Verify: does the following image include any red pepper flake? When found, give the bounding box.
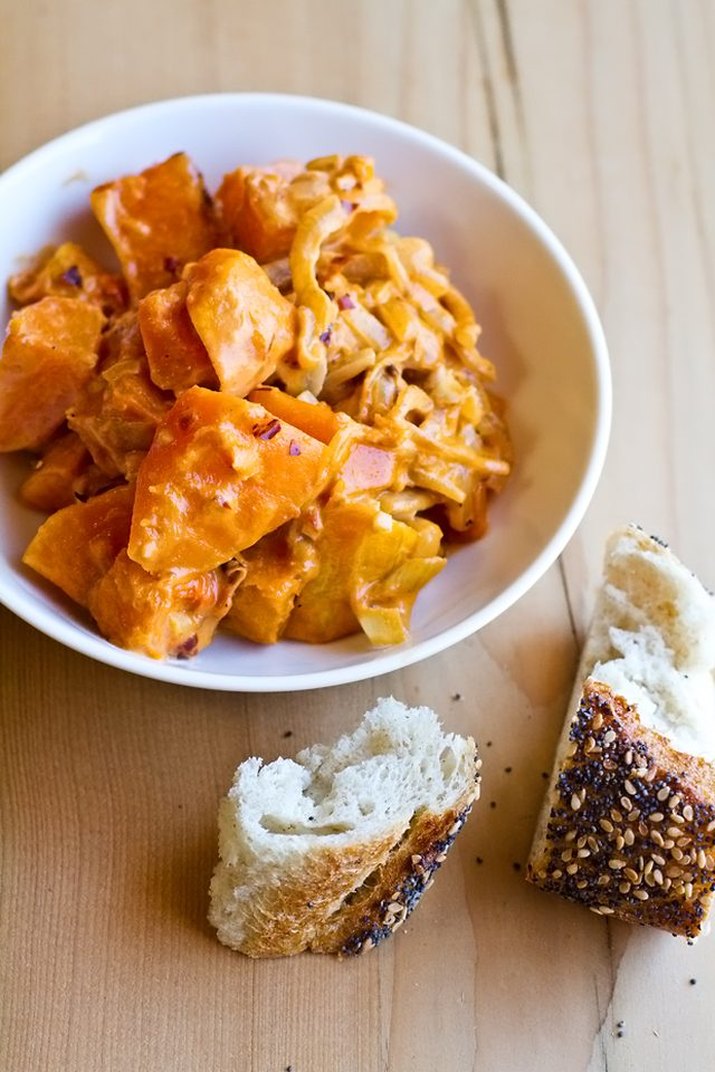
[252,417,282,440]
[337,294,355,310]
[61,265,83,287]
[288,439,301,456]
[319,327,332,344]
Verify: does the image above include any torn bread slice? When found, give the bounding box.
[527,525,715,938]
[208,696,480,957]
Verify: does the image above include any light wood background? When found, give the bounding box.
[2,1,714,1069]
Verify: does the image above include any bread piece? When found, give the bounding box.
[527,525,715,938]
[208,697,480,957]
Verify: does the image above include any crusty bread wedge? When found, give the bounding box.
[209,696,480,957]
[527,525,715,939]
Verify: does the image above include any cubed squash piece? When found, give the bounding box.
[22,484,134,606]
[90,152,218,301]
[88,550,243,659]
[284,501,444,645]
[128,386,328,573]
[20,431,92,513]
[8,241,127,316]
[222,523,318,644]
[184,249,296,396]
[68,312,172,479]
[216,164,304,263]
[0,297,104,452]
[138,280,218,392]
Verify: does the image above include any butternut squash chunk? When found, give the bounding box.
[0,297,104,452]
[284,500,444,645]
[90,152,218,301]
[137,280,217,392]
[68,313,172,478]
[20,430,91,513]
[184,249,296,397]
[128,386,328,573]
[222,524,318,644]
[22,484,134,606]
[8,241,127,316]
[88,551,243,659]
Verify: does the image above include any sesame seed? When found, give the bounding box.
[663,838,675,850]
[620,796,631,811]
[590,906,604,915]
[597,875,611,886]
[614,835,625,851]
[665,864,683,878]
[411,855,422,865]
[587,836,599,853]
[604,729,617,745]
[644,860,654,875]
[600,905,615,914]
[577,848,591,858]
[638,822,649,838]
[697,850,707,869]
[624,829,635,846]
[672,847,684,862]
[684,882,694,899]
[669,794,681,810]
[592,712,604,730]
[585,736,596,753]
[627,810,640,822]
[705,855,715,870]
[599,819,614,833]
[649,812,664,824]
[565,830,577,842]
[652,830,665,847]
[624,779,637,796]
[566,863,579,875]
[644,872,656,887]
[624,867,639,884]
[633,889,649,901]
[609,858,626,870]
[576,879,588,890]
[654,869,665,885]
[388,902,402,914]
[603,758,618,771]
[571,793,582,811]
[707,820,715,833]
[577,835,588,848]
[657,786,670,802]
[611,809,623,823]
[619,881,631,894]
[683,804,694,822]
[625,749,633,766]
[561,849,573,863]
[652,853,666,866]
[552,869,563,880]
[667,827,682,838]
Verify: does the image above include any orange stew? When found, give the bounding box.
[0,152,511,659]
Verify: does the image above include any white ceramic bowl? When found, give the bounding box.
[0,94,610,691]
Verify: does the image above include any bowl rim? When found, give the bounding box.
[0,92,612,692]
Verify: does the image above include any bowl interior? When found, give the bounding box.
[0,94,610,690]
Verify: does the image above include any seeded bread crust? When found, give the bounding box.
[527,680,715,938]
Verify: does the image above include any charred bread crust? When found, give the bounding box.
[527,681,715,939]
[313,785,478,956]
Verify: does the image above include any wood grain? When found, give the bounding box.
[2,1,715,1069]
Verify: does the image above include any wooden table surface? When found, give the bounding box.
[2,1,714,1069]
